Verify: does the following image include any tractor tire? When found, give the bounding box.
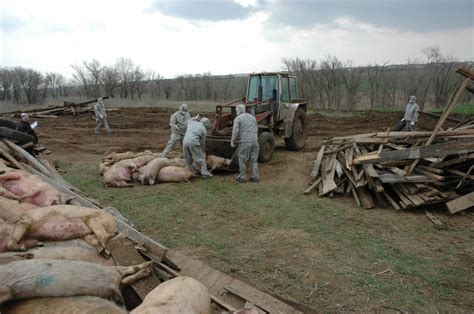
[284,107,308,151]
[258,132,275,163]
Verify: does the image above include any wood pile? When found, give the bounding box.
[305,127,474,213]
[1,96,110,118]
[306,66,474,214]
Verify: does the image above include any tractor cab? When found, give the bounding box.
[207,72,308,168]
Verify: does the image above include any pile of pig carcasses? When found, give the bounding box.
[0,139,300,313]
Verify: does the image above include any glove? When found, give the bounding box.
[231,141,236,148]
[99,114,104,119]
[171,124,178,132]
[410,121,415,126]
[401,118,405,122]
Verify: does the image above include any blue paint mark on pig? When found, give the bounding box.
[36,275,55,286]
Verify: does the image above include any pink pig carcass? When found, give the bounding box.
[103,155,155,187]
[0,205,117,253]
[157,166,193,183]
[0,171,73,207]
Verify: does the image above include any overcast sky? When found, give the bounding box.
[1,0,473,78]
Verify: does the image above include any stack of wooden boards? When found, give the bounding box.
[306,125,474,214]
[1,97,111,118]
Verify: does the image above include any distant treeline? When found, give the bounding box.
[1,47,472,110]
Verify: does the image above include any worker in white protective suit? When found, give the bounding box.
[94,97,111,134]
[231,104,259,183]
[162,104,191,158]
[396,95,419,131]
[183,117,213,178]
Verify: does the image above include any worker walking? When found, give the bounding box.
[162,104,191,158]
[231,104,259,183]
[94,97,111,134]
[396,95,419,131]
[183,117,213,178]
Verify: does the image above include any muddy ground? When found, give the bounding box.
[33,108,473,312]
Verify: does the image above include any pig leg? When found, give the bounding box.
[113,261,153,285]
[0,172,22,181]
[0,286,12,303]
[6,215,37,251]
[81,234,102,252]
[83,217,114,252]
[121,267,153,286]
[0,186,21,200]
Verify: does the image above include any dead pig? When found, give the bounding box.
[103,155,155,187]
[0,171,73,206]
[131,277,211,314]
[206,155,231,172]
[157,166,192,183]
[1,205,117,253]
[1,296,127,314]
[139,158,187,185]
[0,242,115,265]
[0,259,153,304]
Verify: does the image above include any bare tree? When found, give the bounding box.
[83,59,102,98]
[115,58,134,98]
[423,46,459,108]
[367,61,390,109]
[341,61,363,110]
[71,63,92,98]
[399,58,431,110]
[0,68,14,101]
[319,56,344,109]
[146,70,162,98]
[14,67,44,104]
[45,72,65,98]
[101,66,119,98]
[202,72,214,100]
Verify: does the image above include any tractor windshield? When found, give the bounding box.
[247,75,278,103]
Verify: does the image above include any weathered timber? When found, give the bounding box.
[446,192,474,214]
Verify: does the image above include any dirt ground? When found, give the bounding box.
[33,108,473,312]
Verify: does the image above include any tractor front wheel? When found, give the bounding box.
[258,132,275,163]
[284,107,308,151]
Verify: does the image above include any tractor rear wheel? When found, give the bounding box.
[258,132,275,163]
[284,107,308,151]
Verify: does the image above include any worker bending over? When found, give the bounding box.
[183,117,213,178]
[163,104,191,158]
[94,97,111,134]
[231,104,259,183]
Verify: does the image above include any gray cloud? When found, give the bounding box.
[1,12,23,32]
[263,0,473,32]
[149,0,256,21]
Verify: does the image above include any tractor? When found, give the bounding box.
[206,72,309,169]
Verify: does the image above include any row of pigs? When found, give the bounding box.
[0,158,224,313]
[100,150,231,187]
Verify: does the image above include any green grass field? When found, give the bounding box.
[60,155,474,312]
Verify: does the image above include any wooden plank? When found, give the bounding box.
[407,76,472,174]
[355,187,375,209]
[354,139,474,164]
[378,173,435,183]
[108,237,161,299]
[304,178,322,195]
[417,165,444,174]
[430,153,474,168]
[425,211,444,226]
[382,190,400,210]
[321,153,338,195]
[446,192,474,214]
[350,185,361,207]
[166,250,301,313]
[310,145,325,178]
[414,168,445,181]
